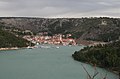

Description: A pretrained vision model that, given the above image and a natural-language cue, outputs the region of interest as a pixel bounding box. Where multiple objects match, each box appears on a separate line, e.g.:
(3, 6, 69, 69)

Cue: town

(23, 32, 77, 46)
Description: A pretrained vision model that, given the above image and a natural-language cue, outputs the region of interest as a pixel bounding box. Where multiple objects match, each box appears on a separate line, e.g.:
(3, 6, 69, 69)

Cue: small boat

(27, 46, 34, 49)
(40, 46, 51, 49)
(56, 46, 60, 49)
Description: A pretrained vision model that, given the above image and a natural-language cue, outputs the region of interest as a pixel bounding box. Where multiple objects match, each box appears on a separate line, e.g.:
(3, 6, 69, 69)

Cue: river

(0, 45, 119, 79)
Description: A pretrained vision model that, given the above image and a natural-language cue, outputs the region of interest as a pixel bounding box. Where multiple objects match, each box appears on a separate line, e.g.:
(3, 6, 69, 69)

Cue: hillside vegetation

(0, 17, 120, 42)
(72, 41, 120, 73)
(0, 28, 32, 48)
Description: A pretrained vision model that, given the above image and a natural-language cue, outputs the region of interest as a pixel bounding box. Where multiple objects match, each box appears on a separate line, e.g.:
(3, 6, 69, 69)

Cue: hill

(0, 28, 33, 48)
(0, 17, 120, 42)
(72, 40, 120, 74)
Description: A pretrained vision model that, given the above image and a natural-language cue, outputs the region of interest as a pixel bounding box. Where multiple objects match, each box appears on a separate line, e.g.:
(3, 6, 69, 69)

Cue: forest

(72, 40, 120, 74)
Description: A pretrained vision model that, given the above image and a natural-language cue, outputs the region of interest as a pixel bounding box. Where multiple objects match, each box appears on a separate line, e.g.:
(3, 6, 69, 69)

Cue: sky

(0, 0, 120, 18)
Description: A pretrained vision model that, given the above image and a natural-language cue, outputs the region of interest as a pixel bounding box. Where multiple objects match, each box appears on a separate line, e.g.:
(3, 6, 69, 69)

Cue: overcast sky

(0, 0, 120, 18)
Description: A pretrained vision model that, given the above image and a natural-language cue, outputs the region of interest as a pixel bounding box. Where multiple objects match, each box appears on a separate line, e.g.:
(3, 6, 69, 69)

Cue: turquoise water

(0, 45, 119, 79)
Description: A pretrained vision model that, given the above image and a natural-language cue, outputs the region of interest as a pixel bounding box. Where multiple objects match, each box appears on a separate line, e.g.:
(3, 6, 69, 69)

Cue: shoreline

(72, 57, 119, 75)
(88, 62, 119, 75)
(76, 40, 108, 46)
(0, 45, 36, 51)
(0, 47, 19, 51)
(0, 47, 29, 51)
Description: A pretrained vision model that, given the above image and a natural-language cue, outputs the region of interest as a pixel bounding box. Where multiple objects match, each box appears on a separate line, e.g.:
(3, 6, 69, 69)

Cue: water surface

(0, 45, 119, 79)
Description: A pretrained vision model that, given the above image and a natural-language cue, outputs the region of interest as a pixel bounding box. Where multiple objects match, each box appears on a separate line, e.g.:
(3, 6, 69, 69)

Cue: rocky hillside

(0, 17, 120, 42)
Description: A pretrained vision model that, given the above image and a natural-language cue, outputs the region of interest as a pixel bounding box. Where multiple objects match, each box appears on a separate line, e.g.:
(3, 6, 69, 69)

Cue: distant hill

(72, 40, 120, 73)
(0, 28, 32, 48)
(0, 17, 120, 42)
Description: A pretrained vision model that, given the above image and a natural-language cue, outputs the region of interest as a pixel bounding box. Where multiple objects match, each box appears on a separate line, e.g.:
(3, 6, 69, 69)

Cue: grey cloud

(0, 0, 120, 17)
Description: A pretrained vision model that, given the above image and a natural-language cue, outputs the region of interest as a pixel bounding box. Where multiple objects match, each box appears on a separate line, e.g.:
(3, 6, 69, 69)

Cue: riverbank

(72, 40, 120, 76)
(74, 59, 119, 75)
(72, 55, 119, 77)
(0, 47, 31, 51)
(0, 45, 38, 51)
(76, 39, 107, 46)
(0, 47, 20, 51)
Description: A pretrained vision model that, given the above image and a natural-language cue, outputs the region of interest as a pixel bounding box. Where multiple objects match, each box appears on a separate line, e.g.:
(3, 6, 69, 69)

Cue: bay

(0, 45, 119, 79)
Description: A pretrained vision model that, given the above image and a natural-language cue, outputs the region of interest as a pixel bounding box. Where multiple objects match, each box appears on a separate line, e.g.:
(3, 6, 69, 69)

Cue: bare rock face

(0, 17, 120, 42)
